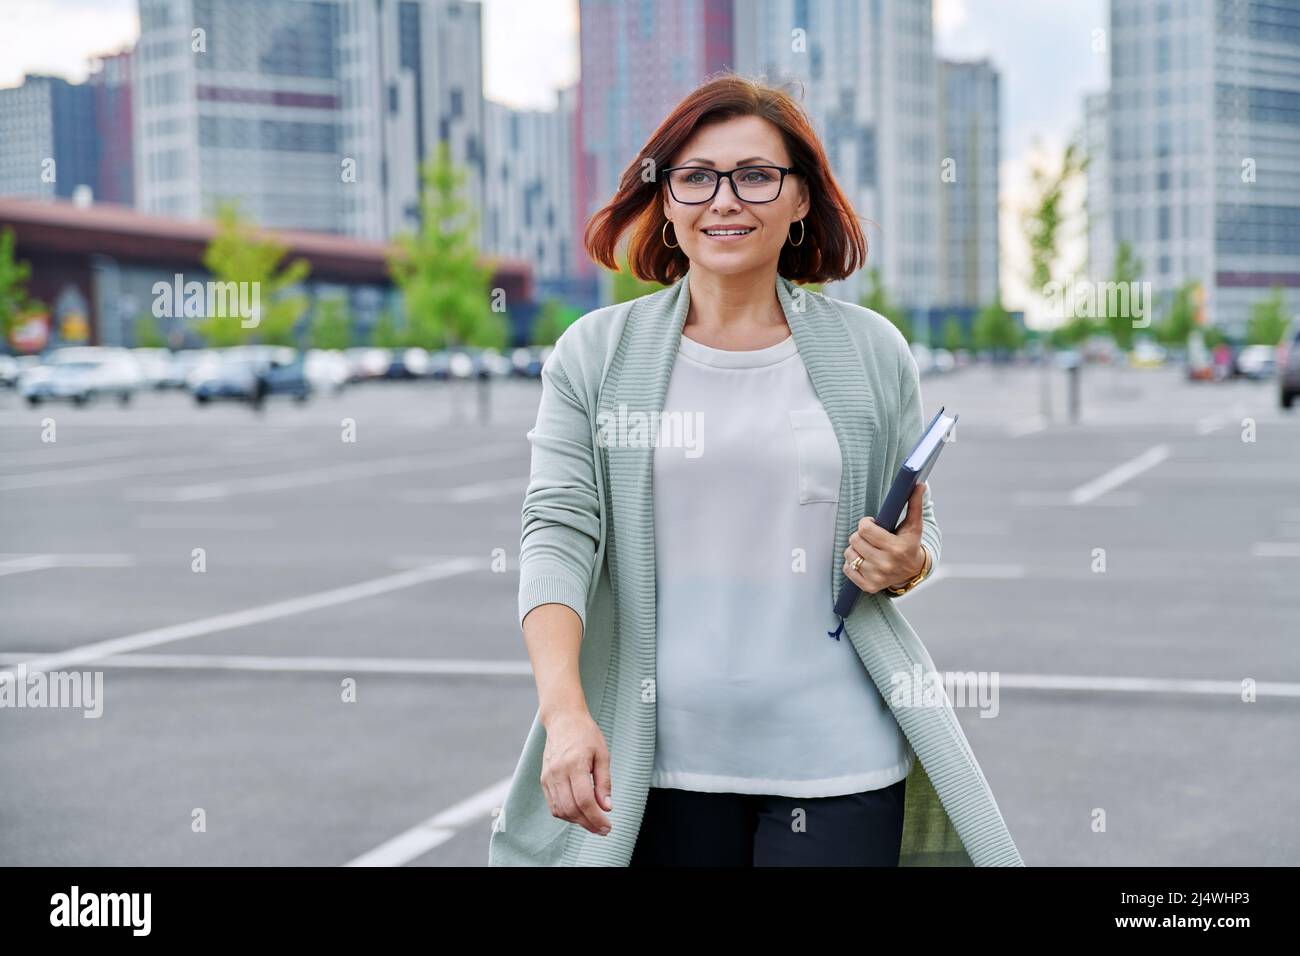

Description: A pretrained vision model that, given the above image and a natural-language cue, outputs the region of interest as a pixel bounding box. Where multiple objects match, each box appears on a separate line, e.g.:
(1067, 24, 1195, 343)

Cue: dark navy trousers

(629, 776, 906, 867)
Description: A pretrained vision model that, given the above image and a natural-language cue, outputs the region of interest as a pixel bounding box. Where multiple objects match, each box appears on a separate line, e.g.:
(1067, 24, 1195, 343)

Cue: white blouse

(650, 329, 915, 798)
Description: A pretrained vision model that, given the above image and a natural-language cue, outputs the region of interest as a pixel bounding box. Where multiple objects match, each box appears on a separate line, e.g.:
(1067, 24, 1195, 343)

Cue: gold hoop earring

(787, 219, 805, 247)
(662, 220, 679, 249)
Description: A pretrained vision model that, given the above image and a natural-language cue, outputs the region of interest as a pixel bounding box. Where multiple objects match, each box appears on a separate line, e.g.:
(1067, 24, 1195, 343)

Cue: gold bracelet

(885, 544, 931, 596)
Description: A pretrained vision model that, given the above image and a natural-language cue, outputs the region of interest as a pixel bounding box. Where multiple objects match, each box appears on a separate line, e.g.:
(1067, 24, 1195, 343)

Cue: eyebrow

(677, 156, 781, 167)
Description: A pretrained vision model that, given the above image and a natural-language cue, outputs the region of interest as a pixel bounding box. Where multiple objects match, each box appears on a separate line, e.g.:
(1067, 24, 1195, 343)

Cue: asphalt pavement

(1, 363, 1296, 865)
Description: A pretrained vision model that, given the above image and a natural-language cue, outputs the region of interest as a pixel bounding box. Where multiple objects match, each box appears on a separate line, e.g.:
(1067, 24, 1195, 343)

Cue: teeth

(705, 228, 752, 236)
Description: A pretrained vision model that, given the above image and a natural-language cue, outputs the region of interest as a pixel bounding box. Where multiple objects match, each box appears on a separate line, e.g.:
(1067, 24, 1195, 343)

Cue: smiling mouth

(702, 227, 756, 237)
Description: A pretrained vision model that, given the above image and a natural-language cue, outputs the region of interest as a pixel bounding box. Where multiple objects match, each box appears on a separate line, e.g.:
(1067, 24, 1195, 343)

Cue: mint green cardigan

(490, 272, 1025, 866)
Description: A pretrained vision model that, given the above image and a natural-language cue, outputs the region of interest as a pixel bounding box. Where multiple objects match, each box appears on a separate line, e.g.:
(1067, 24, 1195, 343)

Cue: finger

(843, 544, 883, 593)
(568, 765, 611, 834)
(901, 482, 926, 531)
(592, 744, 613, 812)
(856, 514, 894, 547)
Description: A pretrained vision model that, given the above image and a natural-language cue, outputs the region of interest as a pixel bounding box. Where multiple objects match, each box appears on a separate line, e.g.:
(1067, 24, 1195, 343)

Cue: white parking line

(889, 563, 1025, 602)
(133, 443, 519, 501)
(0, 553, 135, 577)
(1067, 444, 1170, 504)
(1194, 413, 1225, 435)
(0, 557, 479, 684)
(344, 777, 513, 866)
(995, 673, 1300, 697)
(0, 652, 532, 675)
(0, 440, 143, 467)
(398, 477, 525, 504)
(0, 455, 218, 492)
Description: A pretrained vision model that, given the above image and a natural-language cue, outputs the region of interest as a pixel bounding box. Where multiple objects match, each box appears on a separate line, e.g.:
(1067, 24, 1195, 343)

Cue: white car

(131, 348, 173, 388)
(304, 349, 349, 393)
(20, 347, 144, 406)
(1237, 344, 1276, 380)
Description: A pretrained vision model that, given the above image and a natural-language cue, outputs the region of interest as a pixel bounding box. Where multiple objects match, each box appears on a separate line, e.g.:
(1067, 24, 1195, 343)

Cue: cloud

(0, 0, 138, 88)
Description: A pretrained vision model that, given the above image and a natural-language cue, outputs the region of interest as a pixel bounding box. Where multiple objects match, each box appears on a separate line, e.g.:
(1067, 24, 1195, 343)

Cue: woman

(489, 73, 1023, 866)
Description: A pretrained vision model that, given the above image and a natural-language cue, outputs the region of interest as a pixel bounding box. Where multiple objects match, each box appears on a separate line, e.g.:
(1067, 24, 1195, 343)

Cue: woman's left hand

(843, 482, 927, 593)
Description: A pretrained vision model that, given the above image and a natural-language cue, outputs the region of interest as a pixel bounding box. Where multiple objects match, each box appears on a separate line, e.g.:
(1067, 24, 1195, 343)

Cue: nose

(710, 174, 743, 210)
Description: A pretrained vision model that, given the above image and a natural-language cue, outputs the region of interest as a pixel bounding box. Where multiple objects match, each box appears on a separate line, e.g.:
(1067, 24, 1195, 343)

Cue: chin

(691, 251, 765, 275)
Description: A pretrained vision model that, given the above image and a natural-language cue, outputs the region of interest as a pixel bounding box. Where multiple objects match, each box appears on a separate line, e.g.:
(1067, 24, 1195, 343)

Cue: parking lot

(1, 362, 1297, 866)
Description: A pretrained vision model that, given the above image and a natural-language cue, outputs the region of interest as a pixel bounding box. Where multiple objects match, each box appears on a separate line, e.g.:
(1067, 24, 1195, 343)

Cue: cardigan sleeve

(890, 348, 942, 581)
(517, 343, 601, 636)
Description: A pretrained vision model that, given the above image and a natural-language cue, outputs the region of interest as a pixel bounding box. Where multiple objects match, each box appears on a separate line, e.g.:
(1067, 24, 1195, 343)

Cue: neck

(684, 266, 785, 334)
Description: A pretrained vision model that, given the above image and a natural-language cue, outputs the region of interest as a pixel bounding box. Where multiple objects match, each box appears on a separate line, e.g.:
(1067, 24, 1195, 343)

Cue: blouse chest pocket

(788, 407, 841, 504)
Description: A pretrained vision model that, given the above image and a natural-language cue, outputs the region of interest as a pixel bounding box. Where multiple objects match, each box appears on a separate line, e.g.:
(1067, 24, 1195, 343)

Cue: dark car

(1280, 318, 1300, 409)
(194, 354, 310, 406)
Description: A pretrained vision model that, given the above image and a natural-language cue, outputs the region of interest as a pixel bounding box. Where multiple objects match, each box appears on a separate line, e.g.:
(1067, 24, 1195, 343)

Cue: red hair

(583, 71, 868, 285)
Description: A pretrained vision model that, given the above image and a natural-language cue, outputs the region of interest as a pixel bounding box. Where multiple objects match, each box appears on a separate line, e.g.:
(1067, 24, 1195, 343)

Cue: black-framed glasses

(660, 164, 797, 204)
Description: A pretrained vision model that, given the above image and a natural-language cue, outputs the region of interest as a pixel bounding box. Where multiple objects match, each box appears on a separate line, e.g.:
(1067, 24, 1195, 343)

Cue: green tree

(531, 298, 580, 346)
(1023, 141, 1085, 297)
(610, 250, 666, 303)
(973, 300, 1024, 358)
(0, 226, 43, 345)
(1101, 241, 1144, 351)
(372, 310, 401, 348)
(310, 296, 351, 350)
(388, 141, 504, 350)
(201, 202, 310, 347)
(134, 313, 167, 348)
(1050, 315, 1095, 349)
(1153, 280, 1197, 347)
(941, 314, 966, 352)
(1246, 286, 1289, 345)
(859, 266, 911, 341)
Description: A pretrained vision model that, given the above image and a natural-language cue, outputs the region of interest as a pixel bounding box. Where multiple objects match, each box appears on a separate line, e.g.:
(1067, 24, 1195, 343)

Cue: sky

(0, 0, 1107, 320)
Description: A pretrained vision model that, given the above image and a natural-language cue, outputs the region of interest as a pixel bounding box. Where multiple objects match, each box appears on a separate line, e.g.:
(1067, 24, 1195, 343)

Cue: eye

(741, 168, 777, 182)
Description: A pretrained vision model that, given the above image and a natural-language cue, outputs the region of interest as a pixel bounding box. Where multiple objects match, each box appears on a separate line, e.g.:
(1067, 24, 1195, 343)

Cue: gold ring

(851, 555, 863, 573)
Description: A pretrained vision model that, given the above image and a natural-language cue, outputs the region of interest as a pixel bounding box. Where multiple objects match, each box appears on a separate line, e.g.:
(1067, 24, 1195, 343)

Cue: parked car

(131, 347, 173, 388)
(158, 349, 215, 389)
(1236, 344, 1277, 380)
(511, 346, 545, 378)
(1279, 317, 1300, 409)
(0, 354, 20, 388)
(344, 347, 391, 381)
(427, 350, 452, 380)
(385, 347, 430, 379)
(20, 347, 143, 406)
(304, 349, 348, 394)
(192, 351, 310, 406)
(1128, 340, 1167, 367)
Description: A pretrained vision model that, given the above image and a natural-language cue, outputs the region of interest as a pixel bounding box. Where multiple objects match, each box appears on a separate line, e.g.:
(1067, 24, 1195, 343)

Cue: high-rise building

(133, 0, 484, 239)
(576, 0, 735, 290)
(736, 0, 940, 312)
(484, 87, 576, 286)
(1105, 0, 1300, 335)
(1084, 90, 1112, 285)
(938, 58, 1000, 313)
(0, 75, 99, 200)
(90, 49, 136, 206)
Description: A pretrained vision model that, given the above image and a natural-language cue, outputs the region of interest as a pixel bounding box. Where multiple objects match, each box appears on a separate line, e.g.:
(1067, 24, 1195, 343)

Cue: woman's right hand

(540, 708, 613, 835)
